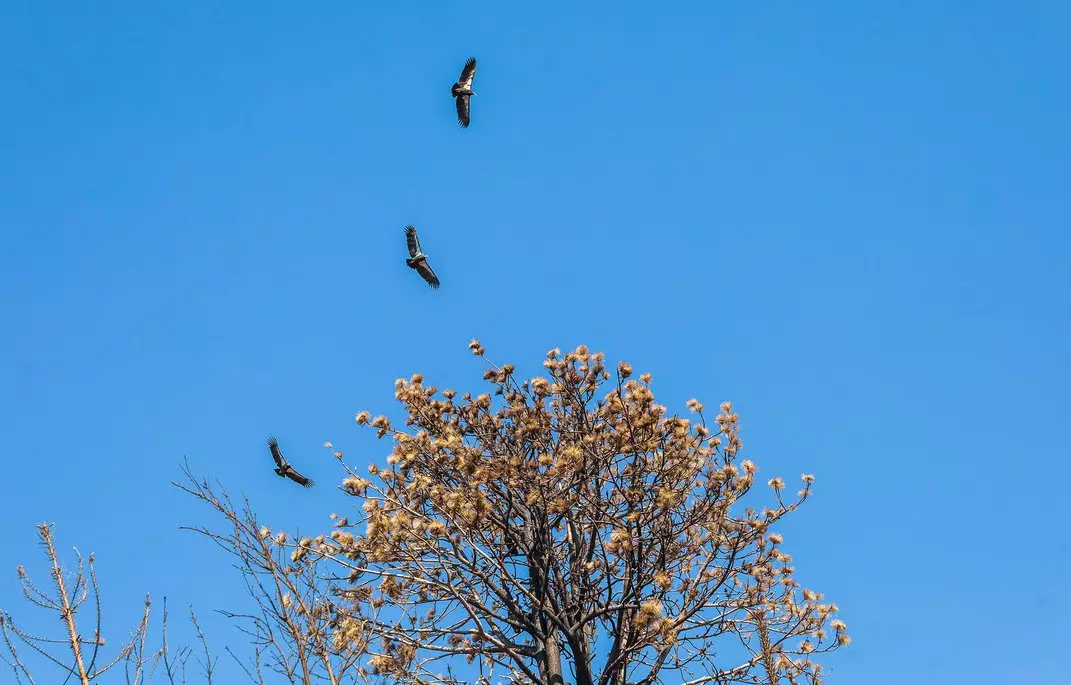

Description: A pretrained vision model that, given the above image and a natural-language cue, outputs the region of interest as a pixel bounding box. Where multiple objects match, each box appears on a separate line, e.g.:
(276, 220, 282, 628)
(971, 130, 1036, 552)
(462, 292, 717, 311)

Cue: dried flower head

(638, 600, 664, 626)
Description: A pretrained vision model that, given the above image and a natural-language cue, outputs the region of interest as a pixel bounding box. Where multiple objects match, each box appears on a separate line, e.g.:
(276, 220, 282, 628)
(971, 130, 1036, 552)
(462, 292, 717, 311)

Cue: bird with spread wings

(404, 225, 440, 288)
(451, 57, 477, 128)
(266, 436, 315, 488)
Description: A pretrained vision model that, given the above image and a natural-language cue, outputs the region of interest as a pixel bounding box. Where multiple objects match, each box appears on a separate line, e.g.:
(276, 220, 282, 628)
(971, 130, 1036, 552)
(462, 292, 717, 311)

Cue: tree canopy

(292, 342, 848, 684)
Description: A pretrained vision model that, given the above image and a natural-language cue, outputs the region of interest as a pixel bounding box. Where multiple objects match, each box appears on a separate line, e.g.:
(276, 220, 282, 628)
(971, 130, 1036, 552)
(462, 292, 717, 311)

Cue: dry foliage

(180, 343, 849, 685)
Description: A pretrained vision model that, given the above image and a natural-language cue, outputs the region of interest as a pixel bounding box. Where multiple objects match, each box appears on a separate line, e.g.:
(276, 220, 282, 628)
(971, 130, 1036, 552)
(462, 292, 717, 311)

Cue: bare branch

(188, 608, 214, 685)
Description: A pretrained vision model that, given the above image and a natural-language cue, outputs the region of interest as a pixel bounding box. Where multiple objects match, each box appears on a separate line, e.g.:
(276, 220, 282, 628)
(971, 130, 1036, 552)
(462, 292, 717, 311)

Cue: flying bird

(266, 436, 315, 488)
(404, 225, 440, 288)
(451, 57, 477, 128)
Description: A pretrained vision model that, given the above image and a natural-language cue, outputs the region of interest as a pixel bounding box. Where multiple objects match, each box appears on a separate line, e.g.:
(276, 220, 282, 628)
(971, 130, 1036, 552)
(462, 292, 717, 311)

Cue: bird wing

(457, 57, 476, 90)
(404, 225, 422, 257)
(455, 94, 471, 128)
(415, 259, 440, 289)
(284, 466, 315, 488)
(267, 436, 286, 468)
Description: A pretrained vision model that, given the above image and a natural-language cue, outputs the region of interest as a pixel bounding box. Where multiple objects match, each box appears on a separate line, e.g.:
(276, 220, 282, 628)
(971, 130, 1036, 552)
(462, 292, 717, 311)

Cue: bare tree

(178, 342, 850, 684)
(174, 470, 374, 685)
(0, 524, 211, 685)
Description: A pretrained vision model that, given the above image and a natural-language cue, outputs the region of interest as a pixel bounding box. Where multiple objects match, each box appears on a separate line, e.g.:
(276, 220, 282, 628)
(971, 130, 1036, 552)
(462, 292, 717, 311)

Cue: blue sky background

(2, 1, 1069, 683)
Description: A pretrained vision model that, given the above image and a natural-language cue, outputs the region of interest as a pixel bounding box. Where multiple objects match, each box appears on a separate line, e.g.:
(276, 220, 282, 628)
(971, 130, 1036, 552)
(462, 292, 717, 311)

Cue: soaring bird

(404, 225, 440, 288)
(451, 57, 477, 128)
(266, 436, 315, 488)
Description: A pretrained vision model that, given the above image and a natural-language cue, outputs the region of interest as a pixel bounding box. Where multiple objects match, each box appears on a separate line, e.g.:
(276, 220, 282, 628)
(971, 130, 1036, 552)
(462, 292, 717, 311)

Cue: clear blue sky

(2, 2, 1068, 683)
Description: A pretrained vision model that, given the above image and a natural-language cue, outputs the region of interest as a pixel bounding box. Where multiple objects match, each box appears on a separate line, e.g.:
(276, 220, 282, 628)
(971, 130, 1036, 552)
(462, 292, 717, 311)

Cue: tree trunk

(42, 527, 90, 685)
(544, 623, 564, 685)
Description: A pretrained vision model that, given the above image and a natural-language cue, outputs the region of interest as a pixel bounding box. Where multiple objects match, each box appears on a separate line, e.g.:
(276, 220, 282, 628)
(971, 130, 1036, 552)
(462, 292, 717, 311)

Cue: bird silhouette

(266, 437, 315, 488)
(451, 57, 477, 128)
(404, 225, 440, 288)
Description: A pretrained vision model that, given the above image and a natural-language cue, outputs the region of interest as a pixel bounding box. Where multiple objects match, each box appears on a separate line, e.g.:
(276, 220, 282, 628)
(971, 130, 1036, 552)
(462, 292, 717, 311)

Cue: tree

(180, 342, 849, 684)
(0, 524, 215, 685)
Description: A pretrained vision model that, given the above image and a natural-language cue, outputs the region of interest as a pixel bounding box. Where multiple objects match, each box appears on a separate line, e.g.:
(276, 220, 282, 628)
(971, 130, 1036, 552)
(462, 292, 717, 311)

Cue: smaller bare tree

(0, 523, 212, 685)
